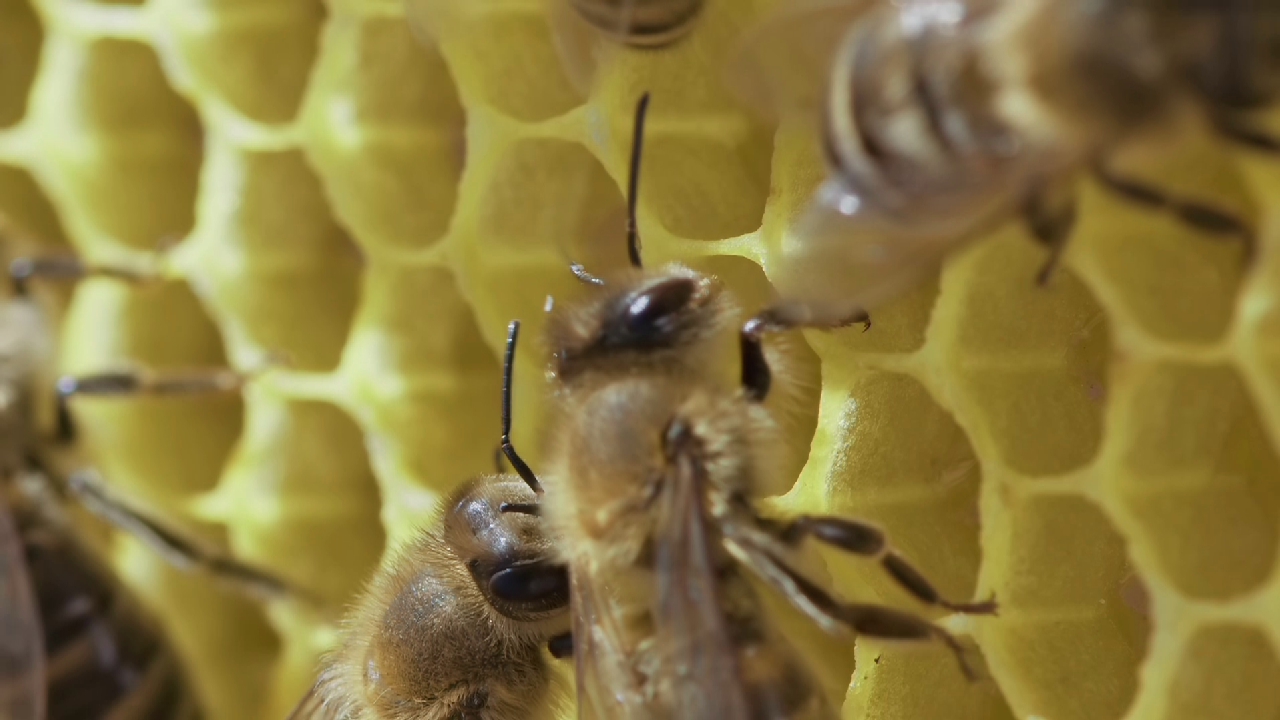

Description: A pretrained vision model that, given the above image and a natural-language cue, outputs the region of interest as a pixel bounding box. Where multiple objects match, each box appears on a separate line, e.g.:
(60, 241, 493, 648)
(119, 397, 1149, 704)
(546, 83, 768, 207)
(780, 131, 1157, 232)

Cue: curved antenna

(501, 320, 542, 494)
(626, 92, 651, 269)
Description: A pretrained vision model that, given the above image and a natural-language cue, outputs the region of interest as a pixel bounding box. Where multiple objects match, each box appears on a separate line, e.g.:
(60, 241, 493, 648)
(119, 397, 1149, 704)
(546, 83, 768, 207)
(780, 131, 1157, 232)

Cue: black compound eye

(625, 278, 696, 330)
(488, 561, 569, 611)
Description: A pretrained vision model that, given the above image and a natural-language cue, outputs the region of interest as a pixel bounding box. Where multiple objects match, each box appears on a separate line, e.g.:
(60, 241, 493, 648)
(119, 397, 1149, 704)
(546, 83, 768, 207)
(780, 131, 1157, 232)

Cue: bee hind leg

(66, 469, 312, 604)
(776, 514, 997, 616)
(761, 548, 983, 681)
(1091, 162, 1256, 262)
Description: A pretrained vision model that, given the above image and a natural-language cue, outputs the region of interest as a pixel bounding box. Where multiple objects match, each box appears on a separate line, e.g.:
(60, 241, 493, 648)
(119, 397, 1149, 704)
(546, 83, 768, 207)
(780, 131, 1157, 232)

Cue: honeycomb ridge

(0, 1, 1277, 719)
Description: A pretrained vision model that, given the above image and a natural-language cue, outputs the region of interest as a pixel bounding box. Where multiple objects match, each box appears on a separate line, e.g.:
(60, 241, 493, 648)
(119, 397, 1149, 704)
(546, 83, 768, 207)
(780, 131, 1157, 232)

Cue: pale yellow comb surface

(1, 1, 1278, 719)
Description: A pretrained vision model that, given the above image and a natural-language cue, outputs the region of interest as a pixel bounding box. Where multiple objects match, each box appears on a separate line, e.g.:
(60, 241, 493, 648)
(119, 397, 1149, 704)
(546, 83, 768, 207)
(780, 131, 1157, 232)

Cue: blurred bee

(726, 0, 1277, 315)
(0, 237, 298, 720)
(404, 0, 703, 95)
(502, 94, 997, 719)
(285, 329, 571, 720)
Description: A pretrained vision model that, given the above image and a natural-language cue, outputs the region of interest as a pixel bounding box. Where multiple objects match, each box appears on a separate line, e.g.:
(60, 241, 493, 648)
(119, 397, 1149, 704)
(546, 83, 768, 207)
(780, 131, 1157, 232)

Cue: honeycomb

(1, 0, 1277, 719)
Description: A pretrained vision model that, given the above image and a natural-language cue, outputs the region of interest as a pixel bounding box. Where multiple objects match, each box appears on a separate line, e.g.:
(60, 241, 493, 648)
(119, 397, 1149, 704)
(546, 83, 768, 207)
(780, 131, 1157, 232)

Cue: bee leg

(1213, 114, 1280, 154)
(1091, 163, 1256, 261)
(778, 515, 997, 615)
(66, 469, 311, 604)
(740, 303, 871, 402)
(501, 320, 543, 494)
(547, 632, 574, 659)
(762, 548, 982, 681)
(9, 255, 157, 296)
(57, 368, 250, 398)
(1022, 183, 1078, 286)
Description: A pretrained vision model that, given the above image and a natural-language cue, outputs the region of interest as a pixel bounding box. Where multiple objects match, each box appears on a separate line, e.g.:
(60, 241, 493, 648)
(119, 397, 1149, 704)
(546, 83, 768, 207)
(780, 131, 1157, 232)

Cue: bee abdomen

(568, 0, 703, 48)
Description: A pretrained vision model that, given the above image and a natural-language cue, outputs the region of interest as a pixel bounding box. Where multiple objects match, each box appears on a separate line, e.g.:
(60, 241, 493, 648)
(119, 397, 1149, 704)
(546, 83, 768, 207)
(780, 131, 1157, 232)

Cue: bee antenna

(626, 92, 650, 270)
(500, 320, 542, 494)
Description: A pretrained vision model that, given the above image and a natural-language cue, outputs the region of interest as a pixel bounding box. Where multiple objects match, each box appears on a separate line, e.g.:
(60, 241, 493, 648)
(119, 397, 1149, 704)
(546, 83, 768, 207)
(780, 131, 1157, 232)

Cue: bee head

(545, 265, 730, 386)
(443, 476, 568, 623)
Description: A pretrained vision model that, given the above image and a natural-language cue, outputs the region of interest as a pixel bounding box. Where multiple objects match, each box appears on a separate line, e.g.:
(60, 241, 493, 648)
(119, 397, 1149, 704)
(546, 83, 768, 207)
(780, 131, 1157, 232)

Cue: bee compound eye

(487, 561, 569, 610)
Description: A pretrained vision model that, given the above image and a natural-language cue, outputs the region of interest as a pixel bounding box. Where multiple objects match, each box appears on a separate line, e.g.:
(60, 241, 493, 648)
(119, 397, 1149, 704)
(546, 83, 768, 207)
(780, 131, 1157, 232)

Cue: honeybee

(0, 241, 298, 720)
(285, 326, 571, 720)
(514, 94, 997, 719)
(725, 0, 1276, 315)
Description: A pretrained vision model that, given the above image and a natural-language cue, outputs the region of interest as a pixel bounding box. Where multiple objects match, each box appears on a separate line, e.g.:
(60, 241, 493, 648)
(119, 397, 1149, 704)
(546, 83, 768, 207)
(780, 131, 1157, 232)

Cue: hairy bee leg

(762, 546, 981, 681)
(778, 515, 997, 615)
(501, 320, 543, 494)
(740, 303, 871, 402)
(66, 470, 309, 604)
(1092, 163, 1256, 260)
(547, 632, 574, 659)
(1022, 185, 1079, 286)
(57, 368, 250, 398)
(1213, 114, 1280, 154)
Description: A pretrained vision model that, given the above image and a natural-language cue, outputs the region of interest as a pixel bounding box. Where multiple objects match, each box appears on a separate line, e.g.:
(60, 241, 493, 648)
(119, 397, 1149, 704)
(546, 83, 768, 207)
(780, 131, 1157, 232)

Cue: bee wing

(724, 0, 878, 121)
(284, 683, 342, 720)
(649, 444, 753, 719)
(0, 498, 45, 720)
(545, 0, 607, 95)
(403, 0, 460, 51)
(568, 568, 648, 719)
(768, 176, 1004, 314)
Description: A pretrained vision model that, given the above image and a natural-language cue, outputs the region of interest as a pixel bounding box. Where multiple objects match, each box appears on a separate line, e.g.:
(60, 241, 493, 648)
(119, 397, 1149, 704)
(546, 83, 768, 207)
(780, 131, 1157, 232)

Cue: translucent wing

(546, 0, 603, 97)
(0, 497, 44, 720)
(724, 0, 878, 121)
(284, 683, 343, 720)
(547, 0, 703, 95)
(649, 440, 752, 719)
(762, 175, 993, 311)
(569, 567, 648, 720)
(404, 0, 464, 51)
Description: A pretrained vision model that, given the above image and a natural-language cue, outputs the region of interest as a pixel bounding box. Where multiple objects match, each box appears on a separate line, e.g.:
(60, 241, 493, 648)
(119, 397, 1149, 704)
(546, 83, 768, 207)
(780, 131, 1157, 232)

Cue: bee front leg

(547, 632, 574, 658)
(739, 303, 871, 402)
(776, 514, 997, 616)
(66, 469, 312, 604)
